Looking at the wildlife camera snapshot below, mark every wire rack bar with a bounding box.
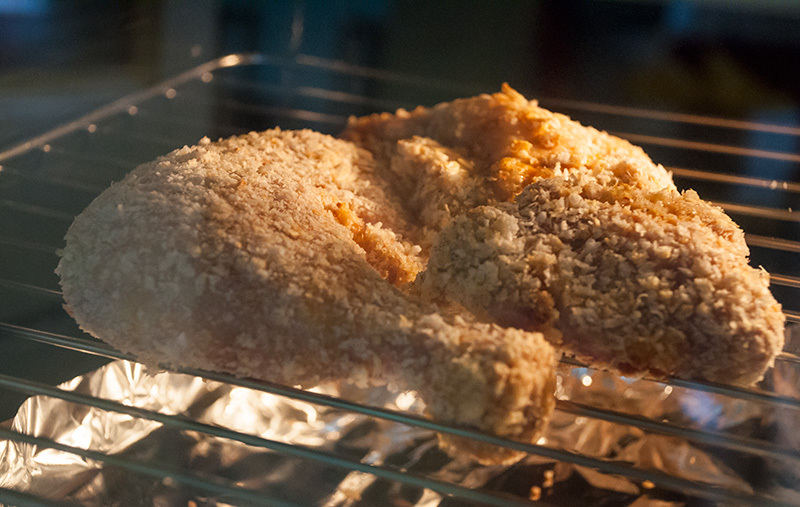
[0,234,59,254]
[91,128,189,153]
[779,350,800,364]
[539,97,800,136]
[669,166,800,193]
[715,200,799,222]
[117,107,225,133]
[616,132,800,163]
[294,53,485,96]
[785,309,800,324]
[0,323,133,362]
[746,234,800,253]
[215,97,346,126]
[0,279,62,300]
[771,273,800,289]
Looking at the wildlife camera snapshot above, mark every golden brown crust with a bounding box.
[344,84,784,385]
[418,174,785,385]
[342,83,676,247]
[57,128,557,465]
[58,85,786,468]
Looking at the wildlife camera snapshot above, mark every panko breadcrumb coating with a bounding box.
[417,174,785,385]
[342,83,676,247]
[57,129,556,465]
[343,84,784,385]
[59,85,786,467]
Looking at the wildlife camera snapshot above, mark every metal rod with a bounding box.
[670,166,800,193]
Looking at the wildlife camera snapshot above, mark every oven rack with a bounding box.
[1,53,799,506]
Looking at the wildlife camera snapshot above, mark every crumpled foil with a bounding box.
[1,325,799,506]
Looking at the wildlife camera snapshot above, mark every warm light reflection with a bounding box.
[395,391,418,411]
[218,54,243,67]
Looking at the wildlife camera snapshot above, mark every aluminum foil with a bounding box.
[1,324,799,506]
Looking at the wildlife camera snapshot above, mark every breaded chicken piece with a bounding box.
[57,129,556,464]
[58,84,786,471]
[343,85,785,385]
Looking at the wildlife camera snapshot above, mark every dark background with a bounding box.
[2,0,800,151]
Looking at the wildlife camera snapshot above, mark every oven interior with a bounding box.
[0,50,799,506]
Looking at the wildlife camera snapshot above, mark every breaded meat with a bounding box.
[57,129,557,464]
[58,85,786,469]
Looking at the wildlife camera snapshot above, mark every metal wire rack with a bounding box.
[0,53,798,506]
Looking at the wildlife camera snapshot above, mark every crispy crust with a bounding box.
[58,86,786,465]
[344,84,784,385]
[342,83,677,246]
[418,175,785,385]
[57,129,556,464]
